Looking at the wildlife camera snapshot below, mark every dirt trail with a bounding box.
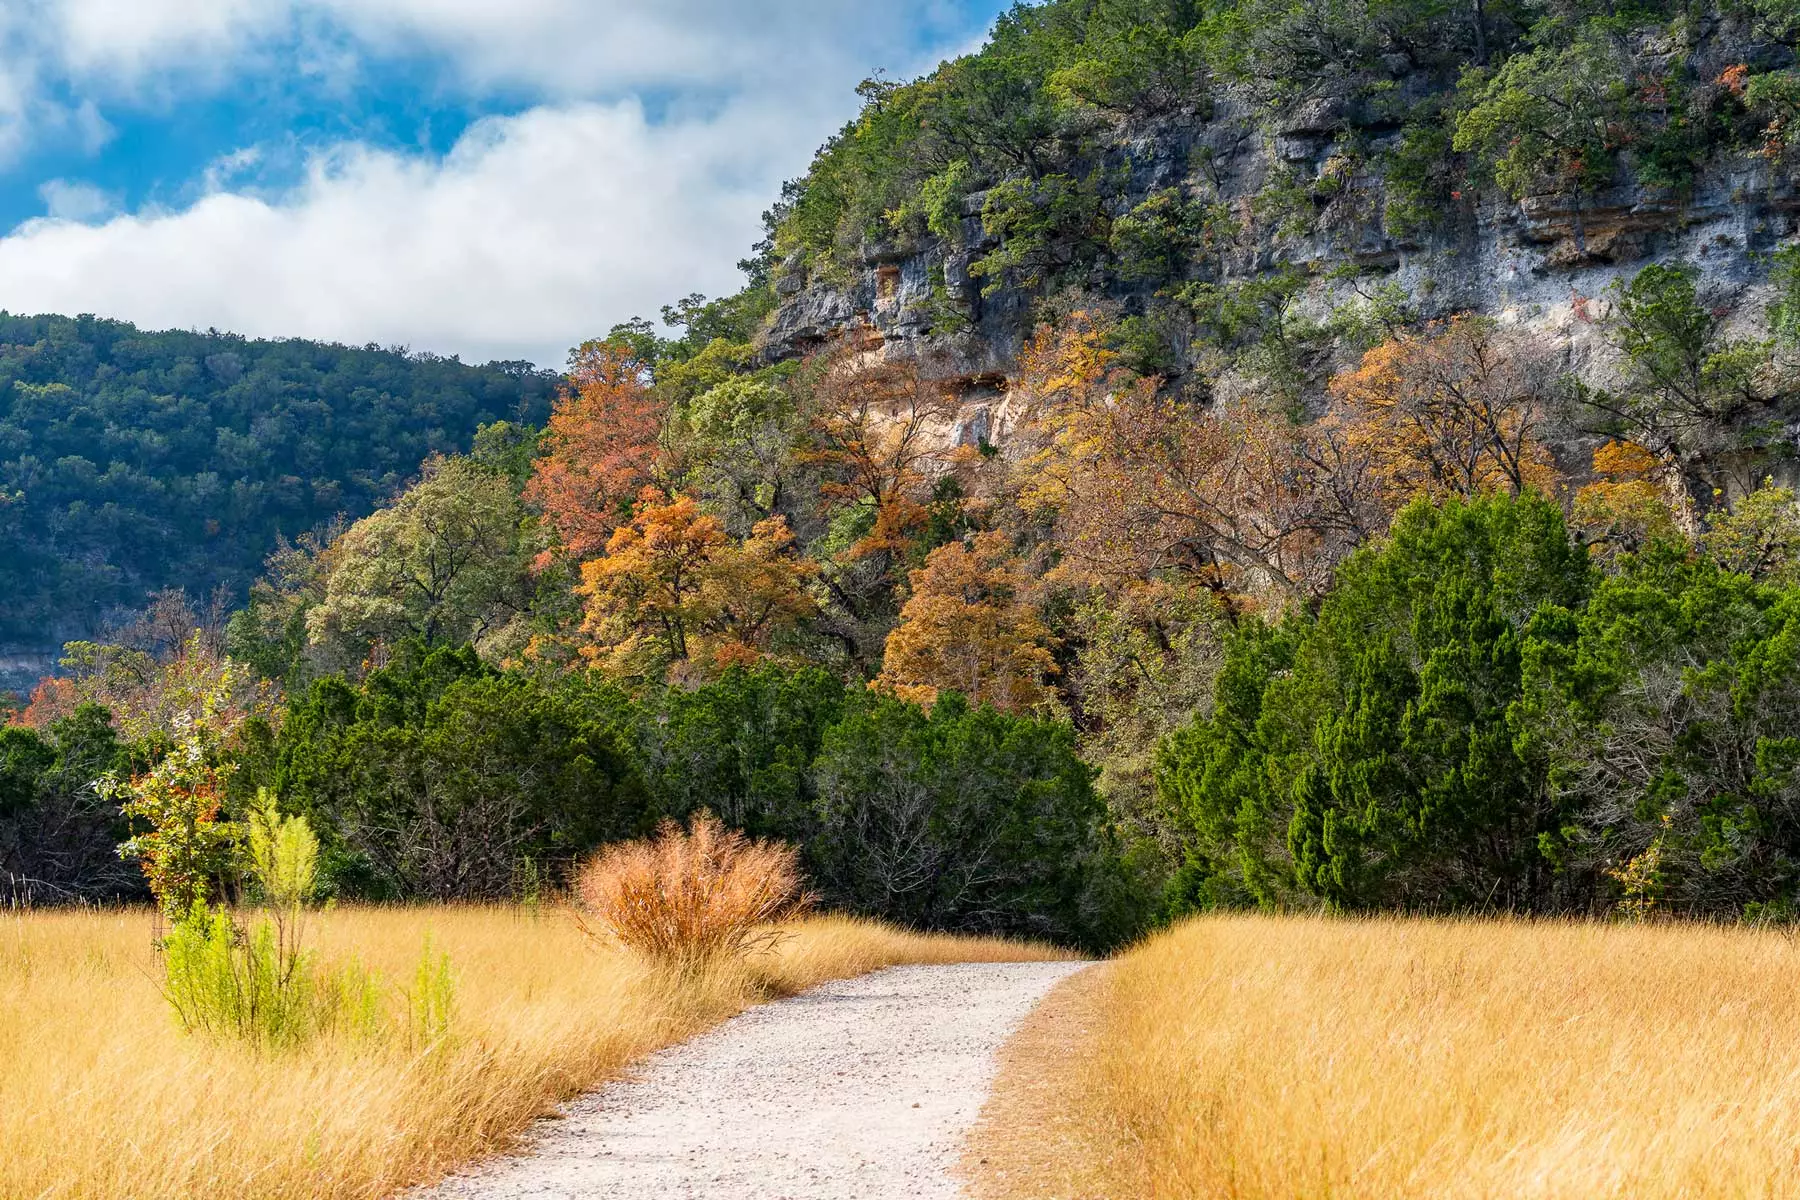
[415,960,1090,1200]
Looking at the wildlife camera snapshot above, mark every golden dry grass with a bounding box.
[0,905,1065,1200]
[962,963,1110,1200]
[978,914,1800,1200]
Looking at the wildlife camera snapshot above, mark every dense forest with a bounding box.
[0,314,556,662]
[8,0,1800,943]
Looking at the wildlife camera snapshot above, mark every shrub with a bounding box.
[162,901,384,1048]
[574,812,809,967]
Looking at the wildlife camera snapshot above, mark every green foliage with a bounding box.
[1161,493,1594,911]
[305,454,536,665]
[0,315,554,652]
[636,664,846,842]
[1769,243,1800,347]
[1381,117,1458,238]
[407,935,457,1049]
[972,173,1111,294]
[245,787,318,910]
[1109,188,1230,283]
[0,704,136,902]
[104,672,248,920]
[671,375,800,533]
[809,690,1111,944]
[1519,548,1800,913]
[1581,264,1793,510]
[776,0,1214,275]
[161,900,389,1049]
[270,645,648,900]
[1454,35,1630,201]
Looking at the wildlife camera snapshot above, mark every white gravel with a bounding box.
[414,960,1089,1200]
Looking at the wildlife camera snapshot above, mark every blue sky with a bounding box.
[0,1,1010,366]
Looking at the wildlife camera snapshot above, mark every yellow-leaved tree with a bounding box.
[577,490,814,681]
[1325,314,1559,508]
[877,531,1059,713]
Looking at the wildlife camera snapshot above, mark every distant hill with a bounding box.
[0,314,557,685]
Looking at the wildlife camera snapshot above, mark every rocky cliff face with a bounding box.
[760,81,1800,431]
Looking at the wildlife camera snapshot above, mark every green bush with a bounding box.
[162,901,384,1049]
[1159,493,1594,912]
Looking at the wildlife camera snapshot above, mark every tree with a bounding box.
[1454,35,1630,248]
[635,664,847,840]
[525,340,668,564]
[307,455,532,662]
[0,315,554,657]
[673,376,800,533]
[0,704,137,904]
[1518,549,1800,916]
[1160,493,1594,912]
[1578,264,1798,522]
[104,672,249,921]
[805,352,960,561]
[877,531,1060,713]
[809,690,1106,944]
[1069,581,1228,832]
[1016,314,1345,607]
[1571,440,1683,563]
[578,492,815,681]
[1325,316,1558,507]
[1702,481,1800,586]
[270,646,648,900]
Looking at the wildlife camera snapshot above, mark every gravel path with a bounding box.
[416,961,1090,1200]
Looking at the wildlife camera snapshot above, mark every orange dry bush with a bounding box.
[575,813,810,965]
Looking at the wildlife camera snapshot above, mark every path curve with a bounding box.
[417,961,1090,1200]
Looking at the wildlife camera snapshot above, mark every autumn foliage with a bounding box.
[1326,315,1558,507]
[526,340,668,565]
[805,352,959,559]
[1015,313,1344,606]
[878,531,1059,712]
[577,490,815,680]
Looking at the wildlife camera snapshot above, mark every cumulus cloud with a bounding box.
[0,98,797,365]
[34,0,980,101]
[0,0,997,364]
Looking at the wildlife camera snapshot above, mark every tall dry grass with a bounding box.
[1013,915,1800,1200]
[0,905,1065,1200]
[575,813,809,964]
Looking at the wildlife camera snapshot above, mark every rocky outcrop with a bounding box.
[758,89,1800,420]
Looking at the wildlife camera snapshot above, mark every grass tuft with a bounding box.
[574,812,810,966]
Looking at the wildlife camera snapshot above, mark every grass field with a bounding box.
[0,905,1062,1200]
[974,914,1800,1200]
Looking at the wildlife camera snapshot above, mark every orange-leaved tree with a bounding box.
[526,340,668,565]
[877,530,1059,713]
[1015,314,1340,608]
[578,491,815,680]
[1326,315,1558,508]
[804,351,960,560]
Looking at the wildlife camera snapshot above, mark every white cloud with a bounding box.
[37,178,115,222]
[0,1,999,364]
[34,0,980,100]
[0,98,798,366]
